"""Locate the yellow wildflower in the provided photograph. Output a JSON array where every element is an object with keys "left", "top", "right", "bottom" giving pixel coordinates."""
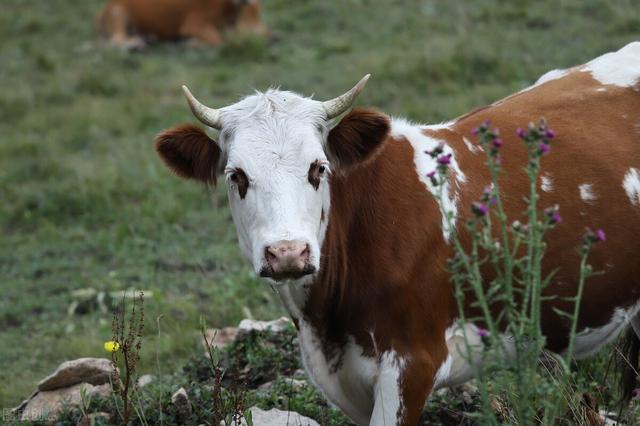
[{"left": 104, "top": 340, "right": 120, "bottom": 352}]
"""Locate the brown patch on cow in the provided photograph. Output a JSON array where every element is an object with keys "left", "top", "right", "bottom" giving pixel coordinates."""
[
  {"left": 327, "top": 108, "right": 390, "bottom": 168},
  {"left": 230, "top": 168, "right": 249, "bottom": 199},
  {"left": 305, "top": 132, "right": 453, "bottom": 413},
  {"left": 155, "top": 124, "right": 220, "bottom": 184}
]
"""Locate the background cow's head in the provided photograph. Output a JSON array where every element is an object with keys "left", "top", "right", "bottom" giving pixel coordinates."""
[{"left": 155, "top": 76, "right": 389, "bottom": 282}]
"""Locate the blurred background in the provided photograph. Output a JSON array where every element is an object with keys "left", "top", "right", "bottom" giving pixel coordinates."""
[{"left": 1, "top": 0, "right": 638, "bottom": 409}]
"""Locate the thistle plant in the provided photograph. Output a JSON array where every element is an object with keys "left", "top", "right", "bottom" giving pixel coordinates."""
[
  {"left": 109, "top": 290, "right": 146, "bottom": 425},
  {"left": 429, "top": 119, "right": 606, "bottom": 424}
]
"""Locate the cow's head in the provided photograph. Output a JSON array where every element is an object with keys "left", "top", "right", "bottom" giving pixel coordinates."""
[{"left": 155, "top": 76, "right": 389, "bottom": 282}]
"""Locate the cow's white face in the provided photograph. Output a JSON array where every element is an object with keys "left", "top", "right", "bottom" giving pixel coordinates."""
[
  {"left": 218, "top": 92, "right": 330, "bottom": 280},
  {"left": 156, "top": 76, "right": 389, "bottom": 283}
]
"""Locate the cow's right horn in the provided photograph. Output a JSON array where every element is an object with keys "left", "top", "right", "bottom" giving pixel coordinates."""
[
  {"left": 182, "top": 85, "right": 223, "bottom": 130},
  {"left": 322, "top": 74, "right": 370, "bottom": 120}
]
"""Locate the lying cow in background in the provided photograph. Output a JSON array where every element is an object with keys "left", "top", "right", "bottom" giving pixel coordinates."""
[
  {"left": 98, "top": 0, "right": 269, "bottom": 50},
  {"left": 155, "top": 42, "right": 640, "bottom": 425}
]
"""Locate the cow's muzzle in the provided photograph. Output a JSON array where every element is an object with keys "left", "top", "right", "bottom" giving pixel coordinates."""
[{"left": 260, "top": 240, "right": 315, "bottom": 281}]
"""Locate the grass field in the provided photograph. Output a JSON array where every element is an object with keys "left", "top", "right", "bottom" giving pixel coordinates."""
[{"left": 1, "top": 0, "right": 639, "bottom": 412}]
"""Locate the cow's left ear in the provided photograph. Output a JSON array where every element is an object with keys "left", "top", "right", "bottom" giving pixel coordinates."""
[
  {"left": 155, "top": 124, "right": 221, "bottom": 184},
  {"left": 326, "top": 108, "right": 390, "bottom": 168}
]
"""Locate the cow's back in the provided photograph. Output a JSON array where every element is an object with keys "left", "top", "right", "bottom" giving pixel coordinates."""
[{"left": 445, "top": 42, "right": 640, "bottom": 351}]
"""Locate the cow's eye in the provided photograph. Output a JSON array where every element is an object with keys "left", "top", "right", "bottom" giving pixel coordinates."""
[
  {"left": 308, "top": 161, "right": 327, "bottom": 190},
  {"left": 228, "top": 168, "right": 249, "bottom": 199}
]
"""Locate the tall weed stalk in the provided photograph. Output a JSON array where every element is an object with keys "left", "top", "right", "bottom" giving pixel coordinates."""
[{"left": 429, "top": 120, "right": 605, "bottom": 424}]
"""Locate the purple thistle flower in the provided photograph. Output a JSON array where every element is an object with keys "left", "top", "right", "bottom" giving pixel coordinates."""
[
  {"left": 516, "top": 127, "right": 526, "bottom": 138},
  {"left": 545, "top": 129, "right": 556, "bottom": 139},
  {"left": 538, "top": 142, "right": 550, "bottom": 155},
  {"left": 437, "top": 153, "right": 452, "bottom": 165},
  {"left": 477, "top": 327, "right": 490, "bottom": 339},
  {"left": 471, "top": 202, "right": 490, "bottom": 217},
  {"left": 596, "top": 229, "right": 606, "bottom": 242},
  {"left": 544, "top": 205, "right": 562, "bottom": 224},
  {"left": 492, "top": 138, "right": 504, "bottom": 149},
  {"left": 426, "top": 170, "right": 436, "bottom": 179},
  {"left": 632, "top": 388, "right": 640, "bottom": 399},
  {"left": 471, "top": 127, "right": 479, "bottom": 136}
]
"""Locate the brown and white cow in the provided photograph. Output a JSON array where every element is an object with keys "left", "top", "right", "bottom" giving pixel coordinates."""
[
  {"left": 155, "top": 42, "right": 640, "bottom": 425},
  {"left": 98, "top": 0, "right": 268, "bottom": 50}
]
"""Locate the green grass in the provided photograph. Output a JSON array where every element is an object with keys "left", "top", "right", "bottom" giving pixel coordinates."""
[{"left": 0, "top": 0, "right": 638, "bottom": 411}]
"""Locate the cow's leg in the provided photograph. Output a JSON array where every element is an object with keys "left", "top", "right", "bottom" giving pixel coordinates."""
[
  {"left": 180, "top": 15, "right": 223, "bottom": 47},
  {"left": 96, "top": 3, "right": 146, "bottom": 50},
  {"left": 370, "top": 356, "right": 434, "bottom": 426}
]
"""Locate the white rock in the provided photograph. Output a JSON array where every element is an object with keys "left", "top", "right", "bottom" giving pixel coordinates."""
[
  {"left": 137, "top": 374, "right": 154, "bottom": 388},
  {"left": 171, "top": 387, "right": 192, "bottom": 417},
  {"left": 238, "top": 317, "right": 292, "bottom": 333},
  {"left": 243, "top": 407, "right": 319, "bottom": 426},
  {"left": 20, "top": 383, "right": 111, "bottom": 422},
  {"left": 258, "top": 378, "right": 307, "bottom": 392},
  {"left": 202, "top": 326, "right": 240, "bottom": 352},
  {"left": 38, "top": 358, "right": 116, "bottom": 391}
]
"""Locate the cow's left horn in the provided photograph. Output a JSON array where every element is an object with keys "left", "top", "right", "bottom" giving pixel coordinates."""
[
  {"left": 322, "top": 74, "right": 370, "bottom": 120},
  {"left": 182, "top": 85, "right": 223, "bottom": 130}
]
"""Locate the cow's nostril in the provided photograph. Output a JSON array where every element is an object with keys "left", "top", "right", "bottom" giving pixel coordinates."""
[
  {"left": 300, "top": 244, "right": 310, "bottom": 261},
  {"left": 265, "top": 246, "right": 278, "bottom": 264}
]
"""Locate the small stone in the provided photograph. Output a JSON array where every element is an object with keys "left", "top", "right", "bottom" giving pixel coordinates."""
[
  {"left": 258, "top": 378, "right": 307, "bottom": 392},
  {"left": 38, "top": 358, "right": 116, "bottom": 391},
  {"left": 171, "top": 387, "right": 192, "bottom": 419},
  {"left": 238, "top": 317, "right": 292, "bottom": 333},
  {"left": 137, "top": 374, "right": 154, "bottom": 388},
  {"left": 201, "top": 326, "right": 239, "bottom": 352},
  {"left": 242, "top": 407, "right": 319, "bottom": 426},
  {"left": 20, "top": 383, "right": 111, "bottom": 422}
]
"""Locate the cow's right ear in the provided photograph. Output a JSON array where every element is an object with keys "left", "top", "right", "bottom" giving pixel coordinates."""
[
  {"left": 155, "top": 124, "right": 221, "bottom": 184},
  {"left": 326, "top": 108, "right": 390, "bottom": 168}
]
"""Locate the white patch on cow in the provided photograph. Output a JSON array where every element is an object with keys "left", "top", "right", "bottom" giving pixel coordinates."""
[
  {"left": 571, "top": 300, "right": 640, "bottom": 358},
  {"left": 425, "top": 121, "right": 455, "bottom": 131},
  {"left": 433, "top": 354, "right": 453, "bottom": 388},
  {"left": 463, "top": 136, "right": 482, "bottom": 154},
  {"left": 533, "top": 68, "right": 569, "bottom": 87},
  {"left": 371, "top": 352, "right": 406, "bottom": 426},
  {"left": 298, "top": 323, "right": 408, "bottom": 425},
  {"left": 623, "top": 167, "right": 640, "bottom": 206},
  {"left": 390, "top": 118, "right": 466, "bottom": 240},
  {"left": 298, "top": 321, "right": 376, "bottom": 425},
  {"left": 515, "top": 69, "right": 569, "bottom": 96},
  {"left": 436, "top": 322, "right": 483, "bottom": 388},
  {"left": 578, "top": 183, "right": 597, "bottom": 203},
  {"left": 541, "top": 173, "right": 554, "bottom": 192},
  {"left": 581, "top": 41, "right": 640, "bottom": 87},
  {"left": 215, "top": 89, "right": 332, "bottom": 278},
  {"left": 436, "top": 322, "right": 517, "bottom": 389},
  {"left": 596, "top": 87, "right": 607, "bottom": 92}
]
